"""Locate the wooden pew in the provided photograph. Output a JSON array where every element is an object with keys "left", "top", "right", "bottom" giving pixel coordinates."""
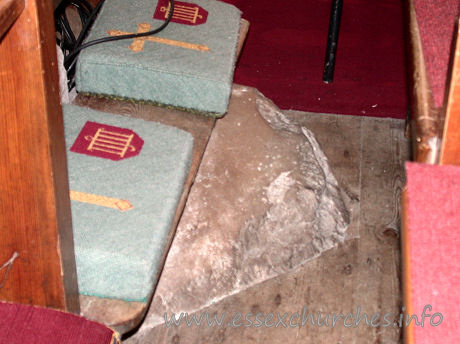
[
  {"left": 406, "top": 0, "right": 443, "bottom": 163},
  {"left": 0, "top": 0, "right": 79, "bottom": 313},
  {"left": 403, "top": 4, "right": 460, "bottom": 343},
  {"left": 440, "top": 19, "right": 460, "bottom": 165}
]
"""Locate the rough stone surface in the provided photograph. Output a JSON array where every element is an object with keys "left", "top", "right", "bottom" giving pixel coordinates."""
[{"left": 128, "top": 86, "right": 354, "bottom": 340}]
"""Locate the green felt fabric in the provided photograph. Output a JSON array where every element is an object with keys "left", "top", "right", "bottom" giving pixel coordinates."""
[
  {"left": 76, "top": 0, "right": 241, "bottom": 115},
  {"left": 63, "top": 105, "right": 193, "bottom": 301}
]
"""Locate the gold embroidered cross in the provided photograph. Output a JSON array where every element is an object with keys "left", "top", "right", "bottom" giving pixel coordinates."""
[
  {"left": 70, "top": 190, "right": 133, "bottom": 212},
  {"left": 107, "top": 22, "right": 210, "bottom": 52}
]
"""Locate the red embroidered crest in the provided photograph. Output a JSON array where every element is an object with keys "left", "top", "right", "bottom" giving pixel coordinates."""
[
  {"left": 154, "top": 0, "right": 208, "bottom": 26},
  {"left": 70, "top": 121, "right": 144, "bottom": 161}
]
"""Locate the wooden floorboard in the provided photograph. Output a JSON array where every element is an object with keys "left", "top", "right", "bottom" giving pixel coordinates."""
[
  {"left": 124, "top": 112, "right": 409, "bottom": 343},
  {"left": 350, "top": 118, "right": 406, "bottom": 343}
]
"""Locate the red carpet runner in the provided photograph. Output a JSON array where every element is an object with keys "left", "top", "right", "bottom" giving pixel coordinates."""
[
  {"left": 224, "top": 0, "right": 408, "bottom": 118},
  {"left": 414, "top": 0, "right": 459, "bottom": 108}
]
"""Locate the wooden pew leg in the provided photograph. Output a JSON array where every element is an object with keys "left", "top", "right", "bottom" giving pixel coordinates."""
[{"left": 440, "top": 20, "right": 460, "bottom": 165}]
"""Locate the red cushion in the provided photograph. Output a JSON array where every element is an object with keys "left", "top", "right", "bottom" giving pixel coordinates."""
[
  {"left": 0, "top": 302, "right": 116, "bottom": 344},
  {"left": 406, "top": 162, "right": 460, "bottom": 343}
]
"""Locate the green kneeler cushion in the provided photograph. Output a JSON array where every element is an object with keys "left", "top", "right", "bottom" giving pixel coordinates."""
[
  {"left": 76, "top": 0, "right": 241, "bottom": 116},
  {"left": 63, "top": 104, "right": 193, "bottom": 301}
]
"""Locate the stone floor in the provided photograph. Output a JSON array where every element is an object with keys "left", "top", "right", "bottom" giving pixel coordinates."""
[{"left": 125, "top": 87, "right": 410, "bottom": 343}]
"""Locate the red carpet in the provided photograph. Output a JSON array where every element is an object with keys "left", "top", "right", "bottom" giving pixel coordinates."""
[
  {"left": 414, "top": 0, "right": 460, "bottom": 108},
  {"left": 224, "top": 0, "right": 408, "bottom": 118}
]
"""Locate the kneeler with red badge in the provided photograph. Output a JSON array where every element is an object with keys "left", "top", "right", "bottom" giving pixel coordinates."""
[
  {"left": 75, "top": 0, "right": 242, "bottom": 116},
  {"left": 63, "top": 104, "right": 193, "bottom": 303}
]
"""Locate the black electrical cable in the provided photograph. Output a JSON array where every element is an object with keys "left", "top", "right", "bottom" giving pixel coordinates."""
[
  {"left": 55, "top": 0, "right": 95, "bottom": 89},
  {"left": 55, "top": 0, "right": 175, "bottom": 90},
  {"left": 65, "top": 0, "right": 174, "bottom": 65},
  {"left": 55, "top": 0, "right": 93, "bottom": 53}
]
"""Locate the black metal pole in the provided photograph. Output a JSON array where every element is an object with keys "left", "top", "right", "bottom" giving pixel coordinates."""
[{"left": 323, "top": 0, "right": 343, "bottom": 83}]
